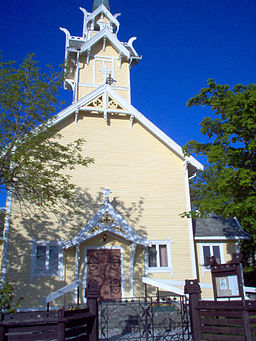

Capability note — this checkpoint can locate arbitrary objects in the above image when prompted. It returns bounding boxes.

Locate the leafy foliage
[0,54,93,214]
[0,280,23,313]
[183,80,256,263]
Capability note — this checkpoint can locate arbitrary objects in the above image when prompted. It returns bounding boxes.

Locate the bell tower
[60,0,141,104]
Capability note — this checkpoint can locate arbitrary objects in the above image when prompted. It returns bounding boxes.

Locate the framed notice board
[208,253,245,301]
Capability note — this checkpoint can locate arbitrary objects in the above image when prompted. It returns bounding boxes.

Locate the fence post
[57,308,65,341]
[243,303,252,341]
[184,279,202,341]
[0,312,4,341]
[85,282,100,341]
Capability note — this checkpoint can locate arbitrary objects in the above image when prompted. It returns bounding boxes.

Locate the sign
[215,275,239,297]
[207,253,245,301]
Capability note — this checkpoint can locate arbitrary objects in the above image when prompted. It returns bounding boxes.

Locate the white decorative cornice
[87,4,120,29]
[62,190,149,249]
[127,37,138,55]
[80,28,130,59]
[60,27,71,38]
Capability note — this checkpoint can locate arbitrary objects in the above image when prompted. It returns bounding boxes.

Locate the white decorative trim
[62,195,149,249]
[184,162,197,279]
[52,84,203,171]
[127,62,131,103]
[80,107,130,115]
[75,110,79,125]
[104,89,107,120]
[103,36,106,51]
[80,28,130,59]
[79,83,129,92]
[127,37,137,55]
[83,246,125,302]
[195,236,250,240]
[0,189,12,285]
[129,243,136,297]
[79,7,89,38]
[75,52,80,102]
[130,115,135,128]
[74,244,80,304]
[86,4,120,31]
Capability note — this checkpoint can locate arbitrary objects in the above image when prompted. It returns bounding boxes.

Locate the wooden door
[87,249,121,300]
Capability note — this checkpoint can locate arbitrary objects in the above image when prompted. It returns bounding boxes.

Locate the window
[199,243,224,274]
[147,241,172,273]
[203,245,221,265]
[31,241,63,280]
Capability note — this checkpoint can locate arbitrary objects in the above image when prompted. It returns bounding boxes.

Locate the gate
[99,295,191,341]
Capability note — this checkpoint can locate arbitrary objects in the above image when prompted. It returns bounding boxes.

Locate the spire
[93,0,110,11]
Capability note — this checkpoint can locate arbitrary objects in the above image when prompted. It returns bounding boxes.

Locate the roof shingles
[193,215,250,239]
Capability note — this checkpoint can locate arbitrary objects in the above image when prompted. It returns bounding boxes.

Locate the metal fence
[99,295,191,341]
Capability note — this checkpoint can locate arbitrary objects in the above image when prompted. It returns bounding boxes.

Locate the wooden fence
[0,283,100,341]
[185,279,256,341]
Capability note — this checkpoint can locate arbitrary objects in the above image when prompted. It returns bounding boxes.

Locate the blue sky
[0,0,255,207]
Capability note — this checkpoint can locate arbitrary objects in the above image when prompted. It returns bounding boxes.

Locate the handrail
[42,279,82,305]
[245,286,256,293]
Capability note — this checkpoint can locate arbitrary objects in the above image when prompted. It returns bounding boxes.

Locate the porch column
[130,243,136,297]
[74,244,80,304]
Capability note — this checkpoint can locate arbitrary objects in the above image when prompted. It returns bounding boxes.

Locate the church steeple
[60,0,141,103]
[93,0,110,11]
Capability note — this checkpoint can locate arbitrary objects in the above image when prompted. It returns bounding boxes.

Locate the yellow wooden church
[1,0,249,308]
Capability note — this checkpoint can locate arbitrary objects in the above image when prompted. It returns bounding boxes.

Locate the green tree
[183,79,256,264]
[0,280,23,313]
[0,54,93,214]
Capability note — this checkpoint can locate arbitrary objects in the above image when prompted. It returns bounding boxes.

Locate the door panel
[87,249,121,300]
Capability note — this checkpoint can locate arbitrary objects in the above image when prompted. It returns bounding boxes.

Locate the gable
[54,85,203,175]
[63,196,149,248]
[80,28,130,58]
[82,94,126,112]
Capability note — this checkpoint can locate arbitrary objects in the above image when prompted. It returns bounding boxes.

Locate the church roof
[93,0,110,11]
[193,215,250,240]
[80,27,131,58]
[53,84,203,175]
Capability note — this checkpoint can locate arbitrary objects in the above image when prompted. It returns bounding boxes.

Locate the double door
[87,249,121,300]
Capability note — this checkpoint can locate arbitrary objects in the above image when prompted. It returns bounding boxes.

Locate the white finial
[103,187,112,200]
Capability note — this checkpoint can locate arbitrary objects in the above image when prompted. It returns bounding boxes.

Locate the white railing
[245,286,256,294]
[42,279,82,305]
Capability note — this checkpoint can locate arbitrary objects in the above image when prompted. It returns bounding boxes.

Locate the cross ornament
[99,63,112,82]
[103,187,112,199]
[99,212,114,225]
[106,74,116,86]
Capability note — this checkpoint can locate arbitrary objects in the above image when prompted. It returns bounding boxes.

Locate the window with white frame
[147,241,172,273]
[31,241,63,280]
[200,243,224,269]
